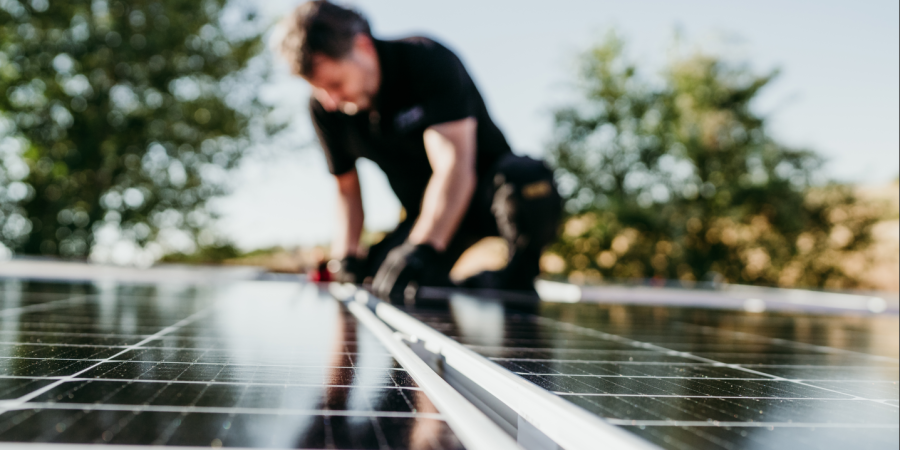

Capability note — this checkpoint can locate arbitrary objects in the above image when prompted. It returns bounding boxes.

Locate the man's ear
[353,33,375,56]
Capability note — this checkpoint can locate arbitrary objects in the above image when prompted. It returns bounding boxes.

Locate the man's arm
[331,168,364,259]
[407,117,478,252]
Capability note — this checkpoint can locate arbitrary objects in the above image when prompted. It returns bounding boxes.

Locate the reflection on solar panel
[394,294,899,450]
[0,272,897,450]
[0,280,465,449]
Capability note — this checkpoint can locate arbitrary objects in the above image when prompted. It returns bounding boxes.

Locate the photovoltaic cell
[401,295,899,450]
[0,279,464,449]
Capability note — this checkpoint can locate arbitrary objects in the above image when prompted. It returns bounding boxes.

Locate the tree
[546,34,883,289]
[0,0,270,261]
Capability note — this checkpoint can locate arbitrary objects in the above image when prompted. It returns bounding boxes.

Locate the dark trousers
[362,153,562,290]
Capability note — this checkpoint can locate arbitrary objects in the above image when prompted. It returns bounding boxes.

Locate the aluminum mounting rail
[330,284,659,450]
[326,284,522,450]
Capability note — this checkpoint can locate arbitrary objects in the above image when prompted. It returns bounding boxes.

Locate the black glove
[327,256,365,283]
[372,243,438,301]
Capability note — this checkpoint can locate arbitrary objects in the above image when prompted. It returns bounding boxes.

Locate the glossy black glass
[402,293,899,450]
[0,279,463,449]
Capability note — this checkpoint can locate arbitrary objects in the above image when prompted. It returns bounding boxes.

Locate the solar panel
[393,293,900,450]
[0,279,465,449]
[2,271,896,450]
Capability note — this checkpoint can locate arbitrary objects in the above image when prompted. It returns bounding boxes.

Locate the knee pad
[490,155,562,250]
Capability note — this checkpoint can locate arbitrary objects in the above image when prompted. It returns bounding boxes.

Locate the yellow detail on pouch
[521,180,552,200]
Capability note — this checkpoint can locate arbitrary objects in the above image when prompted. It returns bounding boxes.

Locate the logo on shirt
[394,105,425,132]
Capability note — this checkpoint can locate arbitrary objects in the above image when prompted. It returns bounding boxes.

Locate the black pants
[361,153,562,290]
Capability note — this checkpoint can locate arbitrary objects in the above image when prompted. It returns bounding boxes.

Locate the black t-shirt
[310,37,512,216]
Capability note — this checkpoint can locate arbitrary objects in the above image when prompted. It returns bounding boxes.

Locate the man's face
[307,36,379,115]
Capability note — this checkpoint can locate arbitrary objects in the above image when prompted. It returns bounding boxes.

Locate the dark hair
[274,1,371,78]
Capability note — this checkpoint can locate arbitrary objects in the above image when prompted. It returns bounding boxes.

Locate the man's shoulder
[308,96,350,130]
[383,36,458,61]
[394,35,438,46]
[308,96,331,122]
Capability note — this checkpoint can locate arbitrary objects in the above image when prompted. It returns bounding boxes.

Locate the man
[275,1,561,301]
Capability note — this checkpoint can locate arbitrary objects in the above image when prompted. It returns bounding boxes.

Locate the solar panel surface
[0,279,464,449]
[401,294,900,450]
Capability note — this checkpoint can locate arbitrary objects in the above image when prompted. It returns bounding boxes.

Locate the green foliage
[0,0,270,259]
[159,242,240,264]
[547,34,883,289]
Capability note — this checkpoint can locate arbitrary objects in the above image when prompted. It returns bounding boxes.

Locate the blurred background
[0,0,897,292]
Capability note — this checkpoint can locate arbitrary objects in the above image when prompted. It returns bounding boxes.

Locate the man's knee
[492,154,555,187]
[491,155,562,247]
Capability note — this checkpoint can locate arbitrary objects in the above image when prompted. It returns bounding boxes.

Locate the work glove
[372,242,438,302]
[327,256,365,283]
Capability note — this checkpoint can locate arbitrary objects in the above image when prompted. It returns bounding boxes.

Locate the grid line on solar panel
[489,358,900,370]
[0,342,130,349]
[113,348,396,364]
[0,377,426,391]
[460,340,871,355]
[622,423,899,450]
[532,315,896,405]
[3,402,446,418]
[0,356,104,363]
[801,381,899,399]
[0,376,67,381]
[0,344,396,365]
[507,373,896,382]
[71,362,419,386]
[511,373,897,394]
[93,359,411,370]
[465,343,893,360]
[0,359,99,377]
[12,377,422,391]
[0,331,160,339]
[557,394,897,400]
[0,379,56,402]
[0,376,409,389]
[0,295,90,318]
[0,337,148,346]
[42,352,880,368]
[0,409,461,448]
[520,376,860,399]
[604,420,897,428]
[5,321,173,332]
[677,322,900,363]
[25,380,429,411]
[562,394,899,421]
[0,349,414,381]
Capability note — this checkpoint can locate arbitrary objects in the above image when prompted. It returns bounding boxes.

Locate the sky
[215,0,900,251]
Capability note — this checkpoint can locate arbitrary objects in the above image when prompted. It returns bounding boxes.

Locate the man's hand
[371,243,438,301]
[327,256,365,283]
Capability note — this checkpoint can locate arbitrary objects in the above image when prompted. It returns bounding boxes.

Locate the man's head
[274,1,380,114]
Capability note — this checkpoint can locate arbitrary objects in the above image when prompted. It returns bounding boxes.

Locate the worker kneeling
[275,1,561,301]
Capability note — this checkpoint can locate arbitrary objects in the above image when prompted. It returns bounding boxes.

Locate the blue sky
[216,0,900,250]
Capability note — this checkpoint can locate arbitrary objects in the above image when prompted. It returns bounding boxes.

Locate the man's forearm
[407,118,478,252]
[332,202,363,259]
[331,170,365,259]
[408,165,475,252]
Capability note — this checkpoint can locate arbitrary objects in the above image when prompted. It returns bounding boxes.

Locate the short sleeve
[310,98,357,175]
[413,42,478,127]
